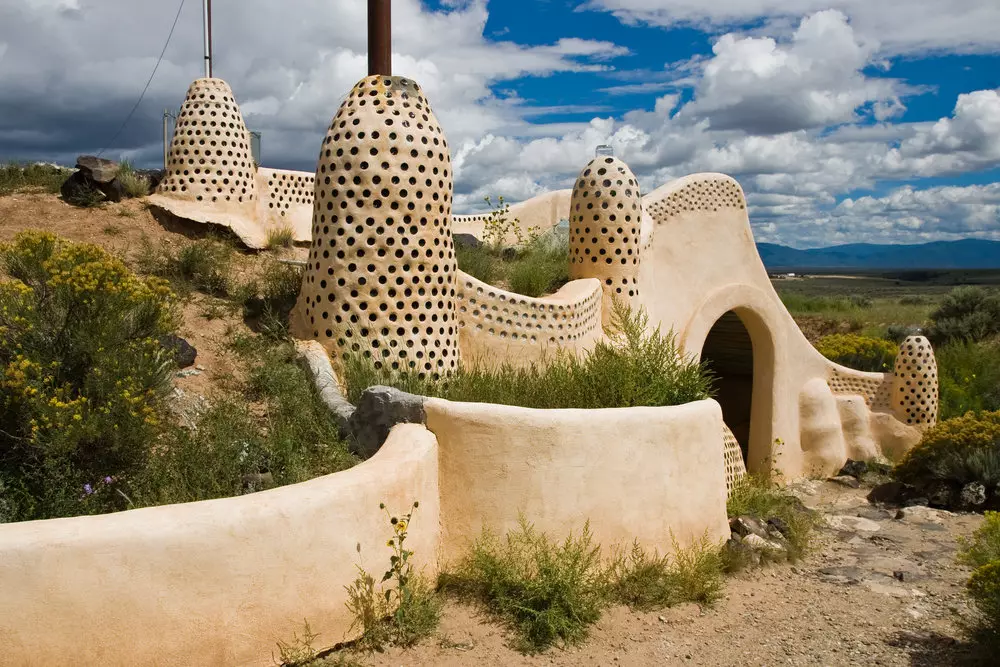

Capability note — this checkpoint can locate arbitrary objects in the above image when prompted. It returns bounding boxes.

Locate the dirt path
[362,481,987,666]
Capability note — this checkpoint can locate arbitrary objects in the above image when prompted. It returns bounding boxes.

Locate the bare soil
[359,481,988,667]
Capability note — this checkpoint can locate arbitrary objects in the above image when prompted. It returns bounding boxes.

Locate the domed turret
[156,78,256,207]
[891,335,939,427]
[568,155,642,325]
[292,75,459,379]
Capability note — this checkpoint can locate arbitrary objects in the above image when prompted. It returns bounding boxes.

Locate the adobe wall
[637,173,931,478]
[0,425,440,667]
[425,397,730,563]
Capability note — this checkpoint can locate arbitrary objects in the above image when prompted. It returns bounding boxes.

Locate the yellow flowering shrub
[894,410,1000,487]
[815,333,898,372]
[0,231,180,521]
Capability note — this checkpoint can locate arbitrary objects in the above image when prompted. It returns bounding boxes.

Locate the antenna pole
[368,0,391,75]
[203,0,213,78]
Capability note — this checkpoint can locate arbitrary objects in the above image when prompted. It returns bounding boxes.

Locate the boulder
[348,386,426,458]
[60,170,104,205]
[766,516,791,538]
[867,481,907,505]
[75,155,119,184]
[960,482,987,509]
[99,178,127,203]
[742,533,787,555]
[160,334,197,368]
[838,459,868,479]
[729,515,770,540]
[830,475,861,489]
[453,233,481,249]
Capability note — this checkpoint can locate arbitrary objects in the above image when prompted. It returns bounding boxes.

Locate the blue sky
[1,0,998,247]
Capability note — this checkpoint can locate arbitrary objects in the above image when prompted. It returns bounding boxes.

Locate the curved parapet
[456,270,603,368]
[569,156,642,324]
[291,75,459,379]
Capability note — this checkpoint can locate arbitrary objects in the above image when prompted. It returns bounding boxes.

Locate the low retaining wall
[0,424,439,667]
[0,397,732,666]
[425,397,730,562]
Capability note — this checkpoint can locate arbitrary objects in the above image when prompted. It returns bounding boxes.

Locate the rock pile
[60,155,163,205]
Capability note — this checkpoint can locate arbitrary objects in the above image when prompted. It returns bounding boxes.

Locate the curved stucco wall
[425,397,730,562]
[456,270,604,367]
[638,173,933,478]
[0,424,439,667]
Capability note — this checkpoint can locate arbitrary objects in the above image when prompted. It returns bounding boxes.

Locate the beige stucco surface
[0,424,439,667]
[425,397,730,563]
[456,270,603,367]
[452,189,571,242]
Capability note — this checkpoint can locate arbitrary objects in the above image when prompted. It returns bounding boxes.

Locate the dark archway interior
[701,311,754,462]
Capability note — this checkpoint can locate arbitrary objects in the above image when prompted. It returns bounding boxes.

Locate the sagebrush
[340,300,713,408]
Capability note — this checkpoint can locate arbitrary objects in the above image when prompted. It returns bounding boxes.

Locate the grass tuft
[116,160,151,198]
[266,226,296,250]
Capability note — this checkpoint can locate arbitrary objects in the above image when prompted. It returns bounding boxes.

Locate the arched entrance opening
[700,311,754,464]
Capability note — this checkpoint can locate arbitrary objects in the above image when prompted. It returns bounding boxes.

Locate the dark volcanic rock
[348,386,426,458]
[75,155,119,183]
[161,334,197,368]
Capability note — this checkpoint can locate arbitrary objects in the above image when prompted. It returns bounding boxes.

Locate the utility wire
[97,0,187,157]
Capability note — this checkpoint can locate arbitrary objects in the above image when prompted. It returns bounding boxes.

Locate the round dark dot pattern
[158,78,256,204]
[265,169,315,217]
[828,369,892,411]
[456,272,602,345]
[298,75,458,379]
[645,176,746,222]
[892,336,938,426]
[568,156,642,320]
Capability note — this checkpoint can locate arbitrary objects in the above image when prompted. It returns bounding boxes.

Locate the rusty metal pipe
[368,0,391,75]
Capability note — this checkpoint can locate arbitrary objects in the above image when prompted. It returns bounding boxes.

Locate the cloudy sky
[1,0,999,248]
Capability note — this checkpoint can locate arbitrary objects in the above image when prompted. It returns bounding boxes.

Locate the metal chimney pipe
[368,0,391,76]
[203,0,213,78]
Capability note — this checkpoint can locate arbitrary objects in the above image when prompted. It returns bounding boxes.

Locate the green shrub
[937,340,1000,420]
[116,160,151,198]
[507,240,570,298]
[236,260,302,339]
[440,517,605,652]
[345,501,440,651]
[455,237,569,298]
[0,232,179,521]
[455,243,499,285]
[960,512,1000,568]
[134,340,356,505]
[340,301,713,408]
[726,474,816,563]
[815,333,898,372]
[480,195,538,250]
[607,537,724,611]
[62,179,105,208]
[966,562,1000,638]
[927,287,1000,346]
[894,411,1000,488]
[0,162,71,196]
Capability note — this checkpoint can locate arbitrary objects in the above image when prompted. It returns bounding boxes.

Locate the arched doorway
[700,311,754,464]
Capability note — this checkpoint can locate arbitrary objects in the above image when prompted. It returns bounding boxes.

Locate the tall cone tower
[568,155,643,325]
[291,75,459,379]
[156,78,257,207]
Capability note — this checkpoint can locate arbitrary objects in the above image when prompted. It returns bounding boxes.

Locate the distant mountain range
[758,239,1000,270]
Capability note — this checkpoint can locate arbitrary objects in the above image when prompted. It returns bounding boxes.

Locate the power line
[97,0,187,157]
